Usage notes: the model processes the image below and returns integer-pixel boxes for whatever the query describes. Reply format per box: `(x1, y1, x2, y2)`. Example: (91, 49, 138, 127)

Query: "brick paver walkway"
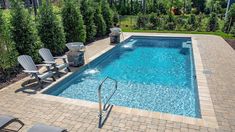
(0, 33, 235, 132)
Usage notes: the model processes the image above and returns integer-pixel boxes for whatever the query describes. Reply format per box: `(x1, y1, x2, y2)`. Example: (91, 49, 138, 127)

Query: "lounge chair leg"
(52, 76, 56, 81)
(38, 79, 43, 89)
(34, 74, 43, 89)
(57, 71, 61, 77)
(67, 67, 71, 72)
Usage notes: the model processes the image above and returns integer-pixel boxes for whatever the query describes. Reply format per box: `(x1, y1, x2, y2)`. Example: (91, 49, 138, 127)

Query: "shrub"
(94, 2, 107, 37)
(197, 13, 204, 31)
(175, 16, 186, 31)
(10, 0, 41, 62)
(38, 2, 66, 55)
(165, 13, 176, 30)
(149, 13, 160, 30)
(62, 0, 86, 43)
(80, 0, 96, 42)
(136, 13, 148, 29)
(101, 0, 113, 34)
(0, 9, 19, 82)
(207, 13, 219, 32)
(187, 14, 197, 31)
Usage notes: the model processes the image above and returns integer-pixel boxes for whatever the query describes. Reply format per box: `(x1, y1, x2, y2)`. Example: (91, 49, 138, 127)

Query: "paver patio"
(0, 33, 235, 132)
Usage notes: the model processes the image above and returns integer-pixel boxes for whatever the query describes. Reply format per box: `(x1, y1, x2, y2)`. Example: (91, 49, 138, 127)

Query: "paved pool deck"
(0, 33, 235, 132)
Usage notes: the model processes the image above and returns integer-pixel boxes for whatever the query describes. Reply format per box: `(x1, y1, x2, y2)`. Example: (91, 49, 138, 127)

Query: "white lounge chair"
(0, 115, 24, 131)
(28, 123, 67, 132)
(39, 48, 71, 77)
(18, 55, 56, 89)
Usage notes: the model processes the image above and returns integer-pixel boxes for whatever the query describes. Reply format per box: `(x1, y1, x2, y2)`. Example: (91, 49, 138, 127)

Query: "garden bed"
(0, 72, 27, 89)
(226, 39, 235, 50)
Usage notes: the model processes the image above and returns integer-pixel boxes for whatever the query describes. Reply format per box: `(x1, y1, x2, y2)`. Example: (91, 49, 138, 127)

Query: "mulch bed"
(0, 72, 27, 89)
(225, 39, 235, 50)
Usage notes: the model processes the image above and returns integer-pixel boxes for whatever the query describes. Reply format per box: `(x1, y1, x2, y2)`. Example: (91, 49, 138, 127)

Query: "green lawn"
(123, 29, 235, 39)
(120, 15, 235, 40)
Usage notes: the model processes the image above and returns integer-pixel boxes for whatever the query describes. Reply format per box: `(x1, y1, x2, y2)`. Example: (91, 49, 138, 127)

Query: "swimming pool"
(44, 36, 201, 118)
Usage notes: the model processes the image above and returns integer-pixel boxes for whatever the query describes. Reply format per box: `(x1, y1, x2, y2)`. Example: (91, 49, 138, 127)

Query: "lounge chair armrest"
(43, 61, 56, 64)
(36, 64, 52, 67)
(23, 70, 39, 74)
(54, 56, 66, 59)
(54, 56, 68, 63)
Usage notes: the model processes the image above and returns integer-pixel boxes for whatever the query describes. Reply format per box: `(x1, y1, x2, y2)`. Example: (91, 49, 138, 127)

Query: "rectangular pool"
(44, 36, 201, 118)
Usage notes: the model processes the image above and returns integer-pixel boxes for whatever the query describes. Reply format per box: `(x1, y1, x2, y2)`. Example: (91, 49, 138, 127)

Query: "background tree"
(101, 0, 113, 34)
(10, 0, 41, 62)
(80, 0, 96, 42)
(223, 4, 235, 33)
(62, 0, 86, 43)
(93, 2, 107, 37)
(38, 2, 66, 55)
(230, 23, 235, 36)
(192, 0, 206, 13)
(207, 13, 219, 32)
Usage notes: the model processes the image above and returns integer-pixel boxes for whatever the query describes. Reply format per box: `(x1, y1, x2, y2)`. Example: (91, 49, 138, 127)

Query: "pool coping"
(34, 35, 218, 128)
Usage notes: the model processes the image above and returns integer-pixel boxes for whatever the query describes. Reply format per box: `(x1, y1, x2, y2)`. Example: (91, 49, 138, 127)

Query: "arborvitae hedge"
(94, 2, 107, 37)
(101, 0, 113, 34)
(113, 11, 119, 25)
(10, 0, 41, 62)
(0, 9, 19, 81)
(62, 0, 86, 43)
(38, 2, 66, 55)
(80, 0, 96, 42)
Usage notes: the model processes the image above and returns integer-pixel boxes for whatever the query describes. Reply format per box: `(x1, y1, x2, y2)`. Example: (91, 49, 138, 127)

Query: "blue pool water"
(45, 36, 201, 118)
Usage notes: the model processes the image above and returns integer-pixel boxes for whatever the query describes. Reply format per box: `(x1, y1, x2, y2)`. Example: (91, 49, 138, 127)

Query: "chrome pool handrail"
(98, 77, 117, 128)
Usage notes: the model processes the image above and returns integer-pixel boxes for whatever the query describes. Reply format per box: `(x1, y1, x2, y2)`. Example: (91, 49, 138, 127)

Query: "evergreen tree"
(93, 2, 107, 37)
(62, 0, 86, 43)
(80, 0, 96, 42)
(10, 0, 41, 62)
(207, 13, 219, 32)
(38, 2, 66, 55)
(0, 9, 18, 73)
(113, 11, 119, 25)
(101, 0, 113, 34)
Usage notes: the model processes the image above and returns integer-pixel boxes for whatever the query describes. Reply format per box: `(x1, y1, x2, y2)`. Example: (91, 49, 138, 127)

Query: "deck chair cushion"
(28, 124, 66, 132)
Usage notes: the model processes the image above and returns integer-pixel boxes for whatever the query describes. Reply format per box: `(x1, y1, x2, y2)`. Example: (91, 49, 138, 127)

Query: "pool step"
(180, 42, 192, 55)
(182, 42, 191, 49)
